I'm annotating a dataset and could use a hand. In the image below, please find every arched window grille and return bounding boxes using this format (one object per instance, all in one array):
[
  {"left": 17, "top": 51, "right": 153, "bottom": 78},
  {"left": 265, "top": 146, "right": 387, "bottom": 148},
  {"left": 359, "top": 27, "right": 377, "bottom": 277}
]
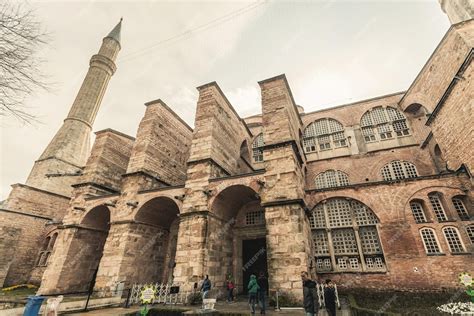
[
  {"left": 409, "top": 201, "right": 427, "bottom": 223},
  {"left": 303, "top": 118, "right": 347, "bottom": 153},
  {"left": 452, "top": 197, "right": 470, "bottom": 220},
  {"left": 420, "top": 228, "right": 441, "bottom": 254},
  {"left": 315, "top": 170, "right": 349, "bottom": 189},
  {"left": 466, "top": 225, "right": 474, "bottom": 244},
  {"left": 428, "top": 193, "right": 448, "bottom": 222},
  {"left": 360, "top": 106, "right": 410, "bottom": 143},
  {"left": 251, "top": 133, "right": 265, "bottom": 163},
  {"left": 442, "top": 227, "right": 465, "bottom": 254},
  {"left": 310, "top": 198, "right": 385, "bottom": 273},
  {"left": 381, "top": 160, "right": 418, "bottom": 181}
]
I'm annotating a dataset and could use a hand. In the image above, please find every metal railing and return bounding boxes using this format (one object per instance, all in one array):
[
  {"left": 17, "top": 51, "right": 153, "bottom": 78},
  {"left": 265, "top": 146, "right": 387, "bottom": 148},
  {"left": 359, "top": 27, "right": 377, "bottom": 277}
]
[{"left": 128, "top": 283, "right": 192, "bottom": 306}]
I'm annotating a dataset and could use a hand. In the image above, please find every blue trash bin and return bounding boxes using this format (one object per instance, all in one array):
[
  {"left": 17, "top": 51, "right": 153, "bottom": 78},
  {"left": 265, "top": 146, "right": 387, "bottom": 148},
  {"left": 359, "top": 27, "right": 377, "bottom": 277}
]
[{"left": 23, "top": 295, "right": 46, "bottom": 316}]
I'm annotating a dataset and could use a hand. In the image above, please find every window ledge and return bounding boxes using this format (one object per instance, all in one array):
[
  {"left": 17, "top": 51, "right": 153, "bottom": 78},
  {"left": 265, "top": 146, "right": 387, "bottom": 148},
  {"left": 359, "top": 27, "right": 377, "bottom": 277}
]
[
  {"left": 396, "top": 134, "right": 411, "bottom": 138},
  {"left": 427, "top": 253, "right": 446, "bottom": 256},
  {"left": 451, "top": 252, "right": 471, "bottom": 256},
  {"left": 319, "top": 270, "right": 387, "bottom": 274}
]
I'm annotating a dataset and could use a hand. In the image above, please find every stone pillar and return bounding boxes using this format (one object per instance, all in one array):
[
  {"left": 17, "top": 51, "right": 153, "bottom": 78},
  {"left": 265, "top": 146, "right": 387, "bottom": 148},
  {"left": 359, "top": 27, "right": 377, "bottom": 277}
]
[{"left": 258, "top": 75, "right": 313, "bottom": 299}]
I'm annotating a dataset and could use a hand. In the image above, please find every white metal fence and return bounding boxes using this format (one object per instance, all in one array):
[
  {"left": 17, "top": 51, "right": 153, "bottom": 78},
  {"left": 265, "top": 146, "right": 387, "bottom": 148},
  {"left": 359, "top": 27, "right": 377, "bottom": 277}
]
[{"left": 129, "top": 283, "right": 192, "bottom": 305}]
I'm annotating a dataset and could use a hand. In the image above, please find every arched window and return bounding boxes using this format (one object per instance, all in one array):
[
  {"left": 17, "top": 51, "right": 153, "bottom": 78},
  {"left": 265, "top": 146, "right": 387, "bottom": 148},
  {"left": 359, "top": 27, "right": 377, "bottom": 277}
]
[
  {"left": 36, "top": 232, "right": 58, "bottom": 267},
  {"left": 381, "top": 160, "right": 418, "bottom": 181},
  {"left": 48, "top": 233, "right": 58, "bottom": 250},
  {"left": 360, "top": 106, "right": 410, "bottom": 143},
  {"left": 428, "top": 193, "right": 448, "bottom": 222},
  {"left": 303, "top": 118, "right": 346, "bottom": 153},
  {"left": 410, "top": 201, "right": 427, "bottom": 223},
  {"left": 442, "top": 227, "right": 465, "bottom": 254},
  {"left": 310, "top": 198, "right": 385, "bottom": 272},
  {"left": 315, "top": 170, "right": 350, "bottom": 189},
  {"left": 466, "top": 225, "right": 474, "bottom": 244},
  {"left": 452, "top": 197, "right": 470, "bottom": 220},
  {"left": 251, "top": 133, "right": 264, "bottom": 163},
  {"left": 420, "top": 228, "right": 442, "bottom": 255}
]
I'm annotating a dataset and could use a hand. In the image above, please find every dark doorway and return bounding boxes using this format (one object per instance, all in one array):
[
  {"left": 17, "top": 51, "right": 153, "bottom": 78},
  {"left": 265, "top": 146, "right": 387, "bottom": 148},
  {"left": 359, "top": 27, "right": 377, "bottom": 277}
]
[{"left": 242, "top": 238, "right": 268, "bottom": 294}]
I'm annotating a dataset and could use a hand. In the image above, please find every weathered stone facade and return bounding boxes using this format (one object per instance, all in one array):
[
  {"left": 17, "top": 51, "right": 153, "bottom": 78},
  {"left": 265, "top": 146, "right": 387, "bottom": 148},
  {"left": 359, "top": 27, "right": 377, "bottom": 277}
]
[{"left": 1, "top": 7, "right": 473, "bottom": 300}]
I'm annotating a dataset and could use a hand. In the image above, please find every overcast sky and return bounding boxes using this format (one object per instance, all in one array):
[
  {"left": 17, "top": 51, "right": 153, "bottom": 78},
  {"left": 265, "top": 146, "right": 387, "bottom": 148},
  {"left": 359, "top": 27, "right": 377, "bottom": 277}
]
[{"left": 0, "top": 0, "right": 450, "bottom": 199}]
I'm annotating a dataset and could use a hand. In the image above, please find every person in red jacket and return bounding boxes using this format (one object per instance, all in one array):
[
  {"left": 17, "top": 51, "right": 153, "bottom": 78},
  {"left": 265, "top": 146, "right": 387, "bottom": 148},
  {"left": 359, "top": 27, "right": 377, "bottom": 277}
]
[{"left": 226, "top": 274, "right": 235, "bottom": 303}]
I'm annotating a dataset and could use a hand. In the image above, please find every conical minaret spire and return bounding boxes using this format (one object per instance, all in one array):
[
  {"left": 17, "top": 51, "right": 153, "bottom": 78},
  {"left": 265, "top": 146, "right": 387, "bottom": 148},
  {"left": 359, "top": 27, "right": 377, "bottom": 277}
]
[{"left": 25, "top": 20, "right": 123, "bottom": 196}]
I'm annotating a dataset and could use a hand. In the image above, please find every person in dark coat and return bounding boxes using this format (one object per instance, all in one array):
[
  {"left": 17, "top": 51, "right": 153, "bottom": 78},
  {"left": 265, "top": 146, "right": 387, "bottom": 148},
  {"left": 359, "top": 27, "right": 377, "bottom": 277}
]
[
  {"left": 324, "top": 279, "right": 336, "bottom": 316},
  {"left": 301, "top": 271, "right": 319, "bottom": 316},
  {"left": 257, "top": 272, "right": 268, "bottom": 314},
  {"left": 201, "top": 275, "right": 211, "bottom": 299}
]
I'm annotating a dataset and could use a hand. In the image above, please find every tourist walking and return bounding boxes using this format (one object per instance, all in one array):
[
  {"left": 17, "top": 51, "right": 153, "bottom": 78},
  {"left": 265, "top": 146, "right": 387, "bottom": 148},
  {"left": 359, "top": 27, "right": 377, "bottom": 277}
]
[
  {"left": 324, "top": 279, "right": 337, "bottom": 316},
  {"left": 226, "top": 274, "right": 235, "bottom": 303},
  {"left": 247, "top": 274, "right": 260, "bottom": 314},
  {"left": 257, "top": 272, "right": 268, "bottom": 314},
  {"left": 201, "top": 275, "right": 211, "bottom": 299},
  {"left": 301, "top": 271, "right": 319, "bottom": 316}
]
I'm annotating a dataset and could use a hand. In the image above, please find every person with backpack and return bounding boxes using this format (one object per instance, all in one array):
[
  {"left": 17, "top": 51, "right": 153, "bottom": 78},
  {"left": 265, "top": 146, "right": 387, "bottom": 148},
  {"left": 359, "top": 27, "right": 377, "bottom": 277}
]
[{"left": 247, "top": 274, "right": 260, "bottom": 314}]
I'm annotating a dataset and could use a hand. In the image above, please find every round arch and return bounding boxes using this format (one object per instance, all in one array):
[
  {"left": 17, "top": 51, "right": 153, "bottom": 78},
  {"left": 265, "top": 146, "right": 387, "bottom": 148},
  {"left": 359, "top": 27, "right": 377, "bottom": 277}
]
[
  {"left": 135, "top": 196, "right": 180, "bottom": 228},
  {"left": 128, "top": 196, "right": 181, "bottom": 284},
  {"left": 310, "top": 197, "right": 386, "bottom": 273},
  {"left": 81, "top": 205, "right": 110, "bottom": 231},
  {"left": 209, "top": 184, "right": 266, "bottom": 293},
  {"left": 211, "top": 184, "right": 260, "bottom": 220}
]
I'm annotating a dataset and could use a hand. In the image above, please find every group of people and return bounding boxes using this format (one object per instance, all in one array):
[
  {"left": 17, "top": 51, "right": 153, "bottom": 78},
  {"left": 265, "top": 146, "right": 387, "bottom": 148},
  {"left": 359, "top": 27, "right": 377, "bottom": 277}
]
[
  {"left": 301, "top": 271, "right": 337, "bottom": 316},
  {"left": 197, "top": 271, "right": 336, "bottom": 316},
  {"left": 246, "top": 272, "right": 268, "bottom": 314}
]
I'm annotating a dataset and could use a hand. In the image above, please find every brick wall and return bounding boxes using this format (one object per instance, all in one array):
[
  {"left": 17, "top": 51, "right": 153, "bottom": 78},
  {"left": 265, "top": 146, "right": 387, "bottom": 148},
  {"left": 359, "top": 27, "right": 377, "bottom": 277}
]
[
  {"left": 306, "top": 173, "right": 473, "bottom": 291},
  {"left": 429, "top": 54, "right": 473, "bottom": 172},
  {"left": 400, "top": 20, "right": 473, "bottom": 113}
]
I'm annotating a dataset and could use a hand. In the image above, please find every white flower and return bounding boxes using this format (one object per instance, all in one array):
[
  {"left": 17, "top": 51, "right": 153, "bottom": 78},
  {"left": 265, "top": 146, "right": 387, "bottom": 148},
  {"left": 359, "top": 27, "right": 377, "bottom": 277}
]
[{"left": 437, "top": 302, "right": 474, "bottom": 315}]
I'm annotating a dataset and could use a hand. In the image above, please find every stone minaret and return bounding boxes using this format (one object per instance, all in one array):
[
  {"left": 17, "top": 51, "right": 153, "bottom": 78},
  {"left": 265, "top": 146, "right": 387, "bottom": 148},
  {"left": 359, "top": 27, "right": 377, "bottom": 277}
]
[
  {"left": 25, "top": 19, "right": 122, "bottom": 196},
  {"left": 439, "top": 0, "right": 473, "bottom": 24}
]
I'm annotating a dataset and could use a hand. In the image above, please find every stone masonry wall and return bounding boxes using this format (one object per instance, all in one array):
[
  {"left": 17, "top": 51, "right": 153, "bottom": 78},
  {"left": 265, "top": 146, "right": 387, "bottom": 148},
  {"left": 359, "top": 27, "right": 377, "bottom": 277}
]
[
  {"left": 126, "top": 100, "right": 193, "bottom": 185},
  {"left": 259, "top": 75, "right": 312, "bottom": 298},
  {"left": 188, "top": 82, "right": 252, "bottom": 176},
  {"left": 0, "top": 212, "right": 51, "bottom": 287},
  {"left": 80, "top": 129, "right": 134, "bottom": 191}
]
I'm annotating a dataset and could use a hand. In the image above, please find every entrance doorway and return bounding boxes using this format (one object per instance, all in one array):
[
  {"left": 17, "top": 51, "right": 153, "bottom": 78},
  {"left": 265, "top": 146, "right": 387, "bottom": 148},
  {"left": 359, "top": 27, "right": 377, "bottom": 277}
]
[{"left": 242, "top": 238, "right": 268, "bottom": 293}]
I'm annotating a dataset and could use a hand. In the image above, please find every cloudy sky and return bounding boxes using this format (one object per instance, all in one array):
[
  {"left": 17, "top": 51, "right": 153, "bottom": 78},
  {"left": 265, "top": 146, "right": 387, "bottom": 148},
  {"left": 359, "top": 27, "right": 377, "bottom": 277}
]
[{"left": 0, "top": 0, "right": 450, "bottom": 199}]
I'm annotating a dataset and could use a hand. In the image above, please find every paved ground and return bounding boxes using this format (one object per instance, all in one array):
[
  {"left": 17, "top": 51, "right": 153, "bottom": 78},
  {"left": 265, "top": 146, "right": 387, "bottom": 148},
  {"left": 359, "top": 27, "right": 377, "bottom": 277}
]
[{"left": 68, "top": 296, "right": 351, "bottom": 315}]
